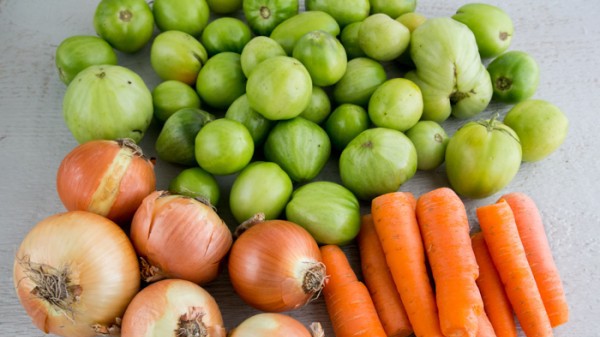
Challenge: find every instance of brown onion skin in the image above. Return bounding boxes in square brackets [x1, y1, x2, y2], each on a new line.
[13, 211, 140, 337]
[56, 139, 156, 224]
[230, 313, 313, 337]
[121, 279, 226, 337]
[228, 220, 324, 312]
[130, 191, 233, 284]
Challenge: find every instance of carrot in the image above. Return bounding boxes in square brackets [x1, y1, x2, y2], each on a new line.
[357, 214, 413, 337]
[476, 200, 553, 337]
[476, 311, 497, 337]
[415, 187, 483, 337]
[320, 244, 386, 337]
[372, 192, 443, 337]
[471, 232, 517, 337]
[500, 192, 569, 327]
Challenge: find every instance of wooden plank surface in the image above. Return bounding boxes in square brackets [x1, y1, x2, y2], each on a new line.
[1, 0, 599, 335]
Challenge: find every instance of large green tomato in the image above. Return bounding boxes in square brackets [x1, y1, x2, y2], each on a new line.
[453, 3, 514, 59]
[333, 57, 387, 106]
[292, 30, 347, 87]
[196, 52, 246, 110]
[370, 0, 416, 18]
[229, 161, 293, 223]
[195, 119, 254, 175]
[324, 104, 369, 151]
[150, 30, 208, 85]
[63, 65, 152, 143]
[487, 51, 540, 103]
[339, 128, 417, 200]
[358, 13, 410, 62]
[264, 117, 331, 182]
[405, 120, 449, 171]
[93, 0, 154, 53]
[270, 11, 340, 55]
[286, 181, 361, 245]
[55, 35, 118, 85]
[200, 17, 253, 56]
[240, 36, 286, 77]
[152, 80, 202, 122]
[206, 0, 242, 14]
[405, 17, 492, 122]
[246, 56, 313, 120]
[243, 0, 299, 36]
[504, 99, 569, 162]
[169, 167, 220, 206]
[152, 0, 210, 37]
[445, 118, 522, 199]
[368, 78, 423, 132]
[306, 0, 370, 27]
[225, 94, 274, 145]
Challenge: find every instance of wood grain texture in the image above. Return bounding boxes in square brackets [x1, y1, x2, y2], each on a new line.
[1, 0, 599, 336]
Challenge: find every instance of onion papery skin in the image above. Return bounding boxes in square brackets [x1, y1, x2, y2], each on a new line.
[228, 220, 325, 312]
[130, 191, 233, 285]
[121, 279, 226, 337]
[56, 138, 156, 225]
[13, 211, 140, 337]
[230, 313, 314, 337]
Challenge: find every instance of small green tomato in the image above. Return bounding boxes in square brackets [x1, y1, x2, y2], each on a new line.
[169, 167, 220, 206]
[487, 51, 540, 103]
[405, 120, 449, 170]
[368, 78, 423, 132]
[195, 119, 254, 175]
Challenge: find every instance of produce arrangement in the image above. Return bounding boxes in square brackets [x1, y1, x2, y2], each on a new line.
[13, 0, 571, 336]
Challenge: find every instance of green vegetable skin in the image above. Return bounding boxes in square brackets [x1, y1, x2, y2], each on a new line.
[240, 36, 287, 77]
[196, 52, 246, 110]
[358, 13, 410, 62]
[55, 35, 118, 85]
[93, 0, 154, 53]
[169, 167, 220, 206]
[293, 30, 347, 87]
[325, 104, 369, 151]
[370, 0, 416, 18]
[201, 17, 253, 56]
[243, 0, 299, 36]
[152, 0, 210, 37]
[152, 80, 202, 122]
[405, 17, 493, 122]
[488, 50, 540, 103]
[270, 11, 340, 55]
[333, 57, 387, 106]
[225, 94, 274, 145]
[406, 120, 449, 171]
[306, 0, 370, 27]
[150, 30, 208, 85]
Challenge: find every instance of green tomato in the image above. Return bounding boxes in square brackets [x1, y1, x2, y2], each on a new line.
[340, 128, 417, 200]
[368, 78, 423, 132]
[206, 0, 242, 14]
[93, 0, 154, 53]
[503, 100, 568, 162]
[270, 11, 340, 55]
[243, 0, 299, 36]
[340, 22, 366, 59]
[225, 94, 274, 145]
[370, 0, 416, 19]
[405, 120, 449, 170]
[196, 52, 246, 110]
[200, 17, 253, 56]
[333, 57, 387, 106]
[445, 118, 522, 199]
[264, 117, 331, 182]
[487, 51, 540, 103]
[63, 65, 152, 143]
[152, 0, 210, 37]
[299, 86, 331, 124]
[155, 108, 215, 165]
[324, 103, 369, 151]
[286, 181, 361, 245]
[169, 167, 220, 206]
[55, 35, 118, 85]
[152, 80, 202, 122]
[395, 12, 427, 66]
[240, 36, 286, 77]
[359, 13, 410, 62]
[306, 0, 370, 27]
[292, 30, 347, 87]
[246, 56, 313, 120]
[230, 161, 293, 223]
[195, 118, 254, 175]
[452, 3, 514, 59]
[150, 30, 208, 85]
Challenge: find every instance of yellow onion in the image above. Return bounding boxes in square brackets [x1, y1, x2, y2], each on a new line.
[228, 219, 326, 312]
[230, 313, 324, 337]
[121, 279, 225, 337]
[130, 191, 233, 284]
[13, 211, 140, 337]
[56, 138, 156, 224]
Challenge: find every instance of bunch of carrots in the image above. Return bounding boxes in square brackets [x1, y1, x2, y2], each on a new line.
[320, 187, 568, 337]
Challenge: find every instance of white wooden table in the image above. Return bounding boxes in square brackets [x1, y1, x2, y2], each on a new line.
[1, 0, 599, 335]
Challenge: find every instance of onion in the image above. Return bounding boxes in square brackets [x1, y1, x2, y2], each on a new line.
[121, 279, 225, 337]
[228, 219, 326, 312]
[56, 138, 156, 224]
[130, 191, 233, 284]
[230, 313, 324, 337]
[13, 211, 140, 337]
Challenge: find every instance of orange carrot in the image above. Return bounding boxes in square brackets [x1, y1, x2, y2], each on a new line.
[357, 214, 413, 337]
[320, 244, 386, 337]
[500, 192, 569, 327]
[415, 187, 483, 337]
[476, 311, 497, 337]
[476, 200, 553, 337]
[372, 192, 443, 337]
[471, 232, 517, 337]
